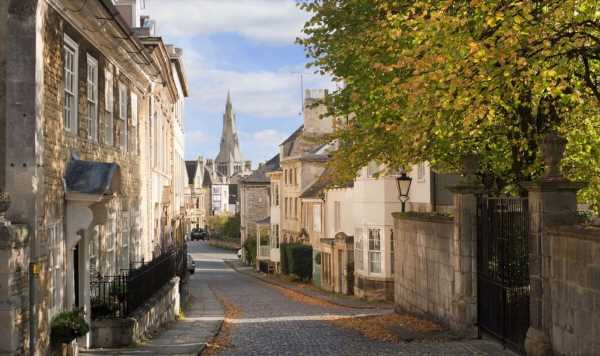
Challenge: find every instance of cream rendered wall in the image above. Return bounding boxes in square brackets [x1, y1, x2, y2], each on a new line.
[353, 167, 401, 280]
[407, 163, 432, 209]
[324, 187, 354, 239]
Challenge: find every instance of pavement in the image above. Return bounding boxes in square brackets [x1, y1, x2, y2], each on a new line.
[84, 241, 519, 356]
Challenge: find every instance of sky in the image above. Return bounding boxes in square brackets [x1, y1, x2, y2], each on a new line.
[141, 0, 334, 167]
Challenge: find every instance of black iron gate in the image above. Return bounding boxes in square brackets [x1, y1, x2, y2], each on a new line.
[477, 197, 530, 353]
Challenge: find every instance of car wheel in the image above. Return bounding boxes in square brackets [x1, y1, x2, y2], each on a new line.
[189, 269, 195, 274]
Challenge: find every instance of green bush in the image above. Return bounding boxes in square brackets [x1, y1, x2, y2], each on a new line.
[280, 243, 289, 275]
[286, 244, 313, 281]
[243, 235, 257, 266]
[51, 309, 90, 344]
[208, 214, 241, 241]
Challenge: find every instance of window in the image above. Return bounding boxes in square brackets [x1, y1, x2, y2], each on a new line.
[48, 222, 64, 319]
[284, 169, 288, 185]
[118, 83, 128, 151]
[294, 198, 298, 219]
[313, 204, 322, 232]
[130, 92, 138, 153]
[271, 224, 280, 248]
[273, 183, 279, 206]
[417, 162, 426, 181]
[334, 201, 341, 232]
[86, 55, 98, 141]
[368, 228, 382, 273]
[354, 228, 363, 271]
[390, 229, 395, 274]
[105, 69, 114, 145]
[367, 160, 379, 178]
[293, 168, 297, 185]
[284, 197, 288, 218]
[63, 35, 78, 132]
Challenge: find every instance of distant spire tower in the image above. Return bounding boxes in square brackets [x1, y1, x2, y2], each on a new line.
[215, 91, 246, 177]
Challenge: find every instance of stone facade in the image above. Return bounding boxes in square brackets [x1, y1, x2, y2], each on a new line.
[0, 1, 187, 354]
[184, 157, 211, 232]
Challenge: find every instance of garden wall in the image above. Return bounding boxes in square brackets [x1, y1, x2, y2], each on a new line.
[544, 225, 600, 356]
[91, 277, 180, 348]
[393, 214, 455, 326]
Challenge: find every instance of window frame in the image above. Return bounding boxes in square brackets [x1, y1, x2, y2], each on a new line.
[312, 203, 322, 232]
[63, 35, 79, 133]
[334, 201, 341, 232]
[118, 82, 128, 151]
[48, 222, 64, 319]
[105, 69, 114, 145]
[354, 228, 364, 272]
[368, 228, 382, 274]
[130, 92, 138, 153]
[86, 54, 99, 142]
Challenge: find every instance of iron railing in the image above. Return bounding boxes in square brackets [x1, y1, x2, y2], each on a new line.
[91, 246, 187, 319]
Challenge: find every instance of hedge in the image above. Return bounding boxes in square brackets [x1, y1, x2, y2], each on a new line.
[279, 243, 312, 281]
[243, 235, 257, 266]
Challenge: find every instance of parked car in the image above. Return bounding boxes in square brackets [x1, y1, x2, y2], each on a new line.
[237, 249, 242, 259]
[190, 228, 208, 241]
[187, 254, 195, 274]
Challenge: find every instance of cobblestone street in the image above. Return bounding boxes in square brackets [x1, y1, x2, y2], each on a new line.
[190, 242, 516, 356]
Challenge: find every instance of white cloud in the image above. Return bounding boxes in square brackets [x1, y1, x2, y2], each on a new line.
[186, 130, 209, 143]
[252, 129, 288, 146]
[186, 67, 335, 119]
[144, 0, 309, 44]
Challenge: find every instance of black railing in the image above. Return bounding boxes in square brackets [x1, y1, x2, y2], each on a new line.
[91, 246, 187, 319]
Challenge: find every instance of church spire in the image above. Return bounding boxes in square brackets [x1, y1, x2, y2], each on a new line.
[215, 91, 246, 177]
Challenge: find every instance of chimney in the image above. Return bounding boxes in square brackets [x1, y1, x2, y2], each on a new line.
[114, 0, 140, 28]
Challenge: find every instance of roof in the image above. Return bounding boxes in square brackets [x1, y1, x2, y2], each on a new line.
[185, 161, 198, 185]
[241, 154, 280, 184]
[202, 168, 212, 187]
[299, 165, 353, 199]
[65, 159, 121, 195]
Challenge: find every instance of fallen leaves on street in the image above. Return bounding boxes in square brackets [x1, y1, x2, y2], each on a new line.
[272, 284, 341, 309]
[202, 291, 242, 355]
[329, 313, 444, 344]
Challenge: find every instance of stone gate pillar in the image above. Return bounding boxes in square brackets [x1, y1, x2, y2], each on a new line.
[0, 194, 31, 355]
[523, 133, 585, 356]
[448, 155, 484, 337]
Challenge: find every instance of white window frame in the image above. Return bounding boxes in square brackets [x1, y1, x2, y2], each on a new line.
[312, 204, 322, 232]
[390, 229, 395, 275]
[48, 222, 64, 319]
[368, 228, 382, 274]
[130, 92, 138, 153]
[417, 162, 426, 182]
[105, 69, 114, 145]
[354, 228, 364, 272]
[63, 35, 78, 133]
[86, 55, 99, 142]
[118, 83, 128, 151]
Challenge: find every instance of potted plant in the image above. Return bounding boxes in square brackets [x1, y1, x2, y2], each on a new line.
[50, 309, 90, 345]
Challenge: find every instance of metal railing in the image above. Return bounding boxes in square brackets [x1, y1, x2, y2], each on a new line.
[91, 246, 187, 319]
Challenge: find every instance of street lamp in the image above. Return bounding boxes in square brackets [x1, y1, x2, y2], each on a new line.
[395, 172, 412, 213]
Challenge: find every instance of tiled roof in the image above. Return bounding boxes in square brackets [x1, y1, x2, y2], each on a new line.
[65, 159, 120, 195]
[241, 154, 280, 183]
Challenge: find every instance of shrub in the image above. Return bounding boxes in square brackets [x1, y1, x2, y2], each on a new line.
[280, 243, 289, 275]
[51, 309, 90, 344]
[281, 243, 312, 281]
[243, 235, 257, 266]
[208, 214, 241, 241]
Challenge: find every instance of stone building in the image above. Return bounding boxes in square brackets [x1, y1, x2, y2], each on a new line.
[184, 157, 212, 232]
[238, 154, 280, 264]
[279, 90, 333, 244]
[0, 0, 187, 354]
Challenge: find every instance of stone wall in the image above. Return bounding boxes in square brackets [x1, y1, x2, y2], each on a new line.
[393, 215, 454, 324]
[240, 183, 270, 243]
[91, 277, 180, 348]
[0, 221, 30, 355]
[544, 225, 600, 356]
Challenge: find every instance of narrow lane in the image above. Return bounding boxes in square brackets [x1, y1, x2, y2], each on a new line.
[189, 241, 515, 356]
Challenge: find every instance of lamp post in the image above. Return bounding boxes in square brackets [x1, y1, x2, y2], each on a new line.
[395, 172, 412, 213]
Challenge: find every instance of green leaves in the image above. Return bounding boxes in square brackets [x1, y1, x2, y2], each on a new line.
[300, 0, 600, 209]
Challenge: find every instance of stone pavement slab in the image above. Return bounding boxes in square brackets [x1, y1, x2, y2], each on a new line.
[81, 269, 224, 355]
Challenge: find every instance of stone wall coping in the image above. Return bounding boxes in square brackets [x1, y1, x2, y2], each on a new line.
[130, 276, 180, 320]
[522, 179, 587, 192]
[392, 212, 453, 224]
[545, 224, 600, 243]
